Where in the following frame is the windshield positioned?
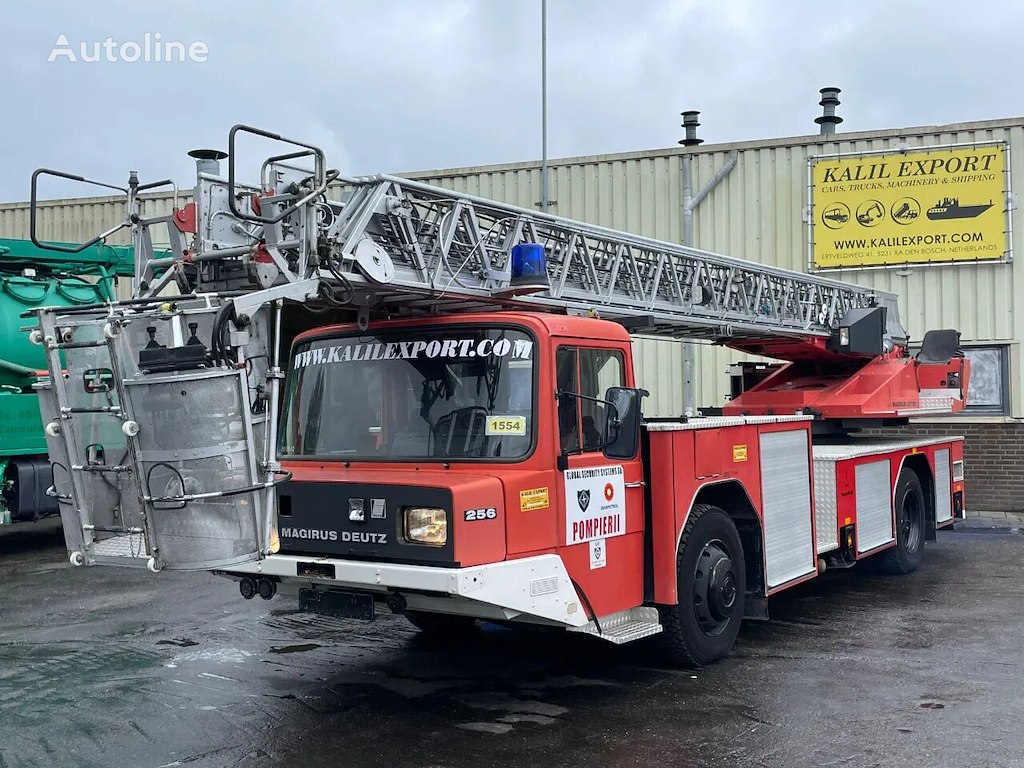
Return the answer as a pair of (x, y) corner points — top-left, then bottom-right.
(280, 327), (535, 461)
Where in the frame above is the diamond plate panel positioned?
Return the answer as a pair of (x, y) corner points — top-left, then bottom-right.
(812, 458), (840, 554)
(569, 606), (663, 644)
(91, 534), (148, 559)
(644, 414), (812, 431)
(813, 437), (964, 461)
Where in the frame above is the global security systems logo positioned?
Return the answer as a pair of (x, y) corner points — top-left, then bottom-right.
(577, 489), (591, 512)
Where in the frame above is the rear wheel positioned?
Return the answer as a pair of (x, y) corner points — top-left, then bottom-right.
(876, 468), (926, 575)
(659, 504), (746, 667)
(405, 610), (478, 636)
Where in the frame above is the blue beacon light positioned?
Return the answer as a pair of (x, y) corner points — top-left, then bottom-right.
(509, 243), (551, 293)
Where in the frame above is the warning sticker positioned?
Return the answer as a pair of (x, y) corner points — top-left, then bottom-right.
(564, 465), (625, 545)
(732, 444), (748, 462)
(520, 487), (550, 511)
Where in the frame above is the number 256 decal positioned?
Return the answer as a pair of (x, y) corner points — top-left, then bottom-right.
(464, 508), (498, 521)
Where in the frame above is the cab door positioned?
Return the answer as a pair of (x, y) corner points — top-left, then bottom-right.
(554, 345), (645, 618)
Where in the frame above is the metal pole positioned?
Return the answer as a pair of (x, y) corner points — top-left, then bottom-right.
(680, 141), (738, 416)
(540, 0), (549, 212)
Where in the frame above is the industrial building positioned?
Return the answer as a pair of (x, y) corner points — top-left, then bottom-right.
(2, 112), (1020, 510)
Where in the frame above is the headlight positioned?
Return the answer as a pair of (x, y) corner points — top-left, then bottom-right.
(403, 507), (447, 546)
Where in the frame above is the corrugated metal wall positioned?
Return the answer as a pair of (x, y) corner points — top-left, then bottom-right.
(0, 194), (177, 301)
(0, 194), (176, 246)
(2, 118), (1020, 416)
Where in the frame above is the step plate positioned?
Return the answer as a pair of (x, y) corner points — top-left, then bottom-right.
(90, 534), (149, 561)
(569, 606), (663, 645)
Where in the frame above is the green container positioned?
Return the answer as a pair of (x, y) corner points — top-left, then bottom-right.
(0, 392), (50, 458)
(0, 273), (110, 390)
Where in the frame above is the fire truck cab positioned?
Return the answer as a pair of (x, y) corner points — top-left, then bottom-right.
(228, 311), (965, 666)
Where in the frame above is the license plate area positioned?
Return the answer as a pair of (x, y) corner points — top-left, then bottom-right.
(299, 588), (374, 620)
(297, 561), (336, 579)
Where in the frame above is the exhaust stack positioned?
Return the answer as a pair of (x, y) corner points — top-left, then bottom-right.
(815, 87), (842, 135)
(188, 148), (228, 176)
(678, 110), (703, 147)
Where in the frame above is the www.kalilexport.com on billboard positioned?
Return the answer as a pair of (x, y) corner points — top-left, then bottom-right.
(810, 144), (1009, 268)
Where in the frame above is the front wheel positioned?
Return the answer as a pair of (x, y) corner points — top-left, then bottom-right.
(659, 504), (746, 667)
(876, 468), (926, 575)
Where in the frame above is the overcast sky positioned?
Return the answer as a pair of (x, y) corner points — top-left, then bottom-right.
(0, 0), (1020, 202)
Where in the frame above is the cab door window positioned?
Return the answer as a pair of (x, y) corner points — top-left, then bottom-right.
(556, 348), (580, 453)
(557, 347), (625, 453)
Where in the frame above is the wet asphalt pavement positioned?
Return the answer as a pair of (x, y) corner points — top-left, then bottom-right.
(1, 521), (1023, 768)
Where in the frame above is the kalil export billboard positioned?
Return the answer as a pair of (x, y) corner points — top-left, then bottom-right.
(810, 144), (1008, 268)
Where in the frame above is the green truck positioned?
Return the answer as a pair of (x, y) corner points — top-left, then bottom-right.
(0, 237), (133, 525)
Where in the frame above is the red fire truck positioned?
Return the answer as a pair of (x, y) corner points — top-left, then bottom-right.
(31, 126), (968, 666)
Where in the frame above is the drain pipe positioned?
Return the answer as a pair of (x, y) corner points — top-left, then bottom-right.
(678, 111), (738, 415)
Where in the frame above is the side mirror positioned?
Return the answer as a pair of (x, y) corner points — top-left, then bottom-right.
(602, 387), (647, 460)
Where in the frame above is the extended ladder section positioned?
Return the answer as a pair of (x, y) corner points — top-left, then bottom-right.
(26, 125), (955, 572)
(135, 125), (906, 347)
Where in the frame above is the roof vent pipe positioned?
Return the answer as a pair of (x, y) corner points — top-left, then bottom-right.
(678, 111), (704, 146)
(815, 88), (842, 135)
(188, 148), (228, 176)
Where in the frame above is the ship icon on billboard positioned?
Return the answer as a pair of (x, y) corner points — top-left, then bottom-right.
(926, 198), (994, 220)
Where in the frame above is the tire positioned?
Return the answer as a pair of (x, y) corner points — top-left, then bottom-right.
(876, 468), (926, 575)
(405, 610), (478, 636)
(658, 504), (746, 667)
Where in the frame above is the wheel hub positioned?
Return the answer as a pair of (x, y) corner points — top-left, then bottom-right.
(708, 558), (737, 620)
(692, 540), (738, 636)
(901, 488), (923, 552)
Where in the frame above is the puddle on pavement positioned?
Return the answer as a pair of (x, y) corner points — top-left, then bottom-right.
(0, 643), (163, 720)
(270, 643), (323, 654)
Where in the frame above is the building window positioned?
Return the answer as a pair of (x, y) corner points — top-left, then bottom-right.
(962, 346), (1009, 415)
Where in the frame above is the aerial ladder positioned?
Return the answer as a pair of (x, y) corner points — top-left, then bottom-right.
(26, 127), (968, 664)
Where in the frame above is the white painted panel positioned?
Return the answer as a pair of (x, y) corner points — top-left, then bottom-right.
(856, 460), (894, 553)
(934, 448), (953, 523)
(760, 430), (816, 588)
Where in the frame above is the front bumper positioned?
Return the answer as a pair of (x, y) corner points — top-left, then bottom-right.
(220, 553), (589, 628)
